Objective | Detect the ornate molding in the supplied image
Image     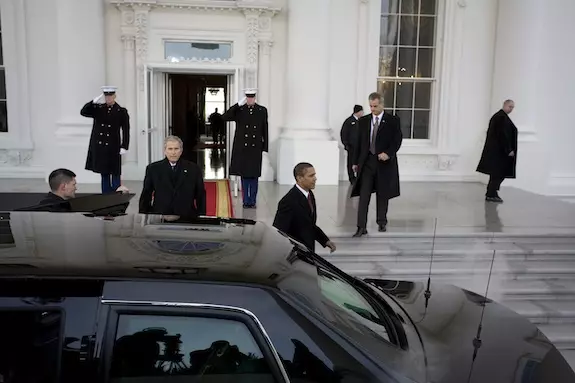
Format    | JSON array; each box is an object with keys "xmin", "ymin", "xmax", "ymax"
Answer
[
  {"xmin": 245, "ymin": 11, "xmax": 261, "ymax": 67},
  {"xmin": 109, "ymin": 0, "xmax": 281, "ymax": 14},
  {"xmin": 259, "ymin": 39, "xmax": 273, "ymax": 56},
  {"xmin": 0, "ymin": 149, "xmax": 34, "ymax": 166},
  {"xmin": 134, "ymin": 9, "xmax": 149, "ymax": 90},
  {"xmin": 437, "ymin": 155, "xmax": 458, "ymax": 171},
  {"xmin": 169, "ymin": 57, "xmax": 231, "ymax": 64},
  {"xmin": 121, "ymin": 34, "xmax": 136, "ymax": 50}
]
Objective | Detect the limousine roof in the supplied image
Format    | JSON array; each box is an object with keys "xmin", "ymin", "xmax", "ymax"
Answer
[{"xmin": 0, "ymin": 212, "xmax": 318, "ymax": 286}]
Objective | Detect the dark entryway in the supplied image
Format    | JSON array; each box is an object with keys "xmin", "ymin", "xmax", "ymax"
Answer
[{"xmin": 168, "ymin": 73, "xmax": 228, "ymax": 179}]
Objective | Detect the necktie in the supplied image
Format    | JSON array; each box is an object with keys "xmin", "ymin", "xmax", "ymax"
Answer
[
  {"xmin": 307, "ymin": 193, "xmax": 314, "ymax": 214},
  {"xmin": 370, "ymin": 117, "xmax": 379, "ymax": 154}
]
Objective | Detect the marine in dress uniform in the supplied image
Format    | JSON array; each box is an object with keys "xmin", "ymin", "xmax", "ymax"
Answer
[
  {"xmin": 340, "ymin": 105, "xmax": 364, "ymax": 183},
  {"xmin": 222, "ymin": 88, "xmax": 268, "ymax": 208},
  {"xmin": 81, "ymin": 86, "xmax": 130, "ymax": 194}
]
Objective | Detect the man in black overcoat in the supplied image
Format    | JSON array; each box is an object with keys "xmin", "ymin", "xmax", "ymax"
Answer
[
  {"xmin": 340, "ymin": 104, "xmax": 364, "ymax": 184},
  {"xmin": 222, "ymin": 88, "xmax": 268, "ymax": 209},
  {"xmin": 81, "ymin": 86, "xmax": 130, "ymax": 194},
  {"xmin": 477, "ymin": 99, "xmax": 518, "ymax": 203},
  {"xmin": 273, "ymin": 162, "xmax": 336, "ymax": 253},
  {"xmin": 351, "ymin": 92, "xmax": 403, "ymax": 237},
  {"xmin": 139, "ymin": 136, "xmax": 206, "ymax": 220}
]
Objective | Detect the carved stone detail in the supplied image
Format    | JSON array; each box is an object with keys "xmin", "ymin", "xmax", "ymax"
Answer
[
  {"xmin": 437, "ymin": 155, "xmax": 458, "ymax": 171},
  {"xmin": 109, "ymin": 0, "xmax": 281, "ymax": 14},
  {"xmin": 121, "ymin": 34, "xmax": 136, "ymax": 50},
  {"xmin": 259, "ymin": 16, "xmax": 271, "ymax": 31},
  {"xmin": 0, "ymin": 150, "xmax": 34, "ymax": 166},
  {"xmin": 245, "ymin": 11, "xmax": 260, "ymax": 67},
  {"xmin": 260, "ymin": 39, "xmax": 273, "ymax": 56},
  {"xmin": 134, "ymin": 9, "xmax": 149, "ymax": 90}
]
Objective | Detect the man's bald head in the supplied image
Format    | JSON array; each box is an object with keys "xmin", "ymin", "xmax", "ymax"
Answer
[{"xmin": 502, "ymin": 99, "xmax": 515, "ymax": 114}]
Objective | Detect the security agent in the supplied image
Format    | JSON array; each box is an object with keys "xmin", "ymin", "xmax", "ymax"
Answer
[
  {"xmin": 34, "ymin": 168, "xmax": 133, "ymax": 213},
  {"xmin": 81, "ymin": 85, "xmax": 130, "ymax": 194},
  {"xmin": 38, "ymin": 168, "xmax": 78, "ymax": 211},
  {"xmin": 222, "ymin": 88, "xmax": 268, "ymax": 208},
  {"xmin": 340, "ymin": 105, "xmax": 364, "ymax": 183}
]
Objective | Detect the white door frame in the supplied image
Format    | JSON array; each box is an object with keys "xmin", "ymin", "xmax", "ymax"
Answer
[{"xmin": 140, "ymin": 63, "xmax": 244, "ymax": 197}]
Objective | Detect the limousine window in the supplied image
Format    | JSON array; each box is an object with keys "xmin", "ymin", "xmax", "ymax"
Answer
[
  {"xmin": 110, "ymin": 314, "xmax": 275, "ymax": 382},
  {"xmin": 0, "ymin": 310, "xmax": 62, "ymax": 383},
  {"xmin": 318, "ymin": 268, "xmax": 392, "ymax": 344}
]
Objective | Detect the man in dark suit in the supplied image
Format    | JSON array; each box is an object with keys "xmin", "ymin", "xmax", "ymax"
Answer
[
  {"xmin": 38, "ymin": 168, "xmax": 77, "ymax": 211},
  {"xmin": 476, "ymin": 99, "xmax": 518, "ymax": 203},
  {"xmin": 208, "ymin": 107, "xmax": 225, "ymax": 145},
  {"xmin": 139, "ymin": 136, "xmax": 206, "ymax": 219},
  {"xmin": 222, "ymin": 88, "xmax": 268, "ymax": 209},
  {"xmin": 351, "ymin": 92, "xmax": 403, "ymax": 237},
  {"xmin": 340, "ymin": 105, "xmax": 364, "ymax": 183},
  {"xmin": 273, "ymin": 162, "xmax": 336, "ymax": 253},
  {"xmin": 81, "ymin": 86, "xmax": 130, "ymax": 194}
]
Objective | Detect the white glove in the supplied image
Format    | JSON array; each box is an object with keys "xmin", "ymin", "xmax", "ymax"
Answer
[
  {"xmin": 115, "ymin": 185, "xmax": 130, "ymax": 193},
  {"xmin": 93, "ymin": 94, "xmax": 105, "ymax": 104},
  {"xmin": 120, "ymin": 148, "xmax": 128, "ymax": 155},
  {"xmin": 238, "ymin": 97, "xmax": 247, "ymax": 106}
]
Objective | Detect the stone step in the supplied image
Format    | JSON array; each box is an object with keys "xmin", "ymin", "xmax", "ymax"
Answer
[
  {"xmin": 329, "ymin": 263, "xmax": 575, "ymax": 280},
  {"xmin": 504, "ymin": 300, "xmax": 575, "ymax": 325},
  {"xmin": 327, "ymin": 230, "xmax": 575, "ymax": 240},
  {"xmin": 537, "ymin": 324, "xmax": 575, "ymax": 350},
  {"xmin": 321, "ymin": 251, "xmax": 575, "ymax": 262}
]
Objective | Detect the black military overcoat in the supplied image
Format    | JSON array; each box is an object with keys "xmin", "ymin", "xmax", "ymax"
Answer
[
  {"xmin": 81, "ymin": 101, "xmax": 130, "ymax": 176},
  {"xmin": 222, "ymin": 103, "xmax": 268, "ymax": 178}
]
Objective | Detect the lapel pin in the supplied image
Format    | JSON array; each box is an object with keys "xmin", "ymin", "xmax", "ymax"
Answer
[{"xmin": 184, "ymin": 169, "xmax": 187, "ymax": 173}]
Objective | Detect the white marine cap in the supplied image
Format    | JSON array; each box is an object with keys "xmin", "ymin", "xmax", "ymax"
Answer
[
  {"xmin": 101, "ymin": 86, "xmax": 118, "ymax": 94},
  {"xmin": 243, "ymin": 88, "xmax": 258, "ymax": 97}
]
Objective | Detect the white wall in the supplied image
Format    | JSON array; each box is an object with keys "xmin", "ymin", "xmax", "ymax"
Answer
[{"xmin": 1, "ymin": 0, "xmax": 574, "ymax": 198}]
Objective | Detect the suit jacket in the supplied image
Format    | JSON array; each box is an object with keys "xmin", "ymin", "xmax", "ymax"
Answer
[
  {"xmin": 351, "ymin": 112, "xmax": 403, "ymax": 199},
  {"xmin": 139, "ymin": 158, "xmax": 206, "ymax": 218},
  {"xmin": 340, "ymin": 115, "xmax": 359, "ymax": 153},
  {"xmin": 38, "ymin": 192, "xmax": 72, "ymax": 212},
  {"xmin": 272, "ymin": 186, "xmax": 329, "ymax": 252}
]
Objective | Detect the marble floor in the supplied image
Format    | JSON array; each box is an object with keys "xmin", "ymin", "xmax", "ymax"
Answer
[{"xmin": 2, "ymin": 178, "xmax": 575, "ymax": 236}]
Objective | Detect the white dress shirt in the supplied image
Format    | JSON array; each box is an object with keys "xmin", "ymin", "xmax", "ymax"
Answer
[{"xmin": 296, "ymin": 184, "xmax": 309, "ymax": 199}]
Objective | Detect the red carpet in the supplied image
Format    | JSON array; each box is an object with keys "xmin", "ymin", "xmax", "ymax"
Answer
[{"xmin": 205, "ymin": 179, "xmax": 235, "ymax": 217}]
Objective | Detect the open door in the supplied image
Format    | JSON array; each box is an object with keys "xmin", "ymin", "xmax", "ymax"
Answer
[
  {"xmin": 144, "ymin": 68, "xmax": 166, "ymax": 164},
  {"xmin": 226, "ymin": 67, "xmax": 243, "ymax": 198}
]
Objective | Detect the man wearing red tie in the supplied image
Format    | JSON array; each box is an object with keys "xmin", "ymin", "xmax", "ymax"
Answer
[
  {"xmin": 273, "ymin": 162, "xmax": 336, "ymax": 253},
  {"xmin": 351, "ymin": 92, "xmax": 403, "ymax": 237}
]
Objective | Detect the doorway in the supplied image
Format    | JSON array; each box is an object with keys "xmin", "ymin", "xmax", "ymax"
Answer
[{"xmin": 168, "ymin": 74, "xmax": 228, "ymax": 179}]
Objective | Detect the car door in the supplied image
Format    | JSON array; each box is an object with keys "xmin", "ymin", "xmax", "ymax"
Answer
[{"xmin": 98, "ymin": 300, "xmax": 290, "ymax": 382}]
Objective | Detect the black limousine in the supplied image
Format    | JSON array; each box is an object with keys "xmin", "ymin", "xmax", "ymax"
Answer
[{"xmin": 0, "ymin": 211, "xmax": 573, "ymax": 382}]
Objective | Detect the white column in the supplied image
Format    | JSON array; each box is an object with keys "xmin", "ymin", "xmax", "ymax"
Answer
[
  {"xmin": 53, "ymin": 0, "xmax": 106, "ymax": 183},
  {"xmin": 355, "ymin": 0, "xmax": 369, "ymax": 102},
  {"xmin": 56, "ymin": 0, "xmax": 106, "ymax": 122},
  {"xmin": 490, "ymin": 0, "xmax": 549, "ymax": 194},
  {"xmin": 281, "ymin": 0, "xmax": 331, "ymax": 139},
  {"xmin": 258, "ymin": 38, "xmax": 275, "ymax": 182},
  {"xmin": 277, "ymin": 0, "xmax": 339, "ymax": 185},
  {"xmin": 121, "ymin": 33, "xmax": 137, "ymax": 164}
]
